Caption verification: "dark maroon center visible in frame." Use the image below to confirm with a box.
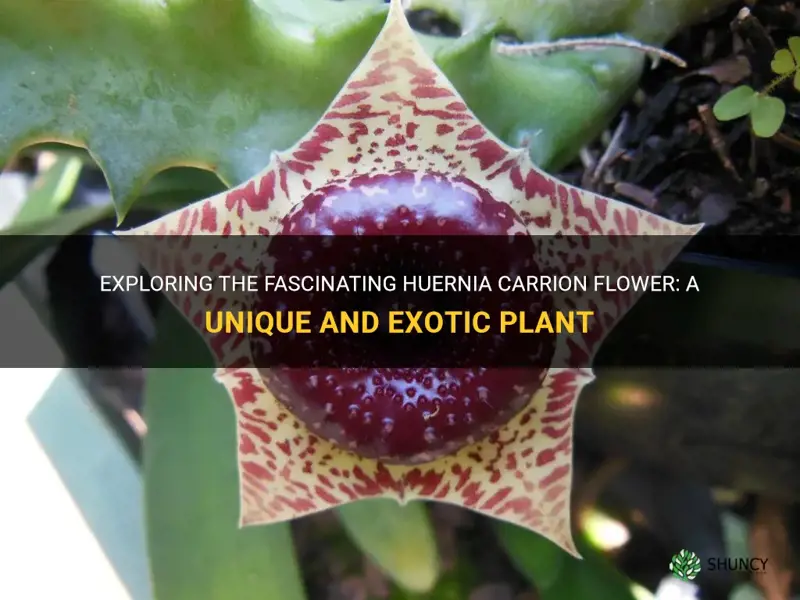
[251,170,556,464]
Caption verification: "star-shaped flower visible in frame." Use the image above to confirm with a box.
[118,0,700,557]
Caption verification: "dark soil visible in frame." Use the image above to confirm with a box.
[556,0,800,238]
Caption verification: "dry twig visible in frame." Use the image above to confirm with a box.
[496,37,687,68]
[698,104,742,182]
[772,132,800,154]
[585,113,629,190]
[614,182,659,210]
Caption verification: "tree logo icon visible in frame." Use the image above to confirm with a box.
[669,549,702,581]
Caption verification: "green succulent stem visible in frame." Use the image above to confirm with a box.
[0,0,737,219]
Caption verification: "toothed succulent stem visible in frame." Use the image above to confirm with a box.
[406,0,735,47]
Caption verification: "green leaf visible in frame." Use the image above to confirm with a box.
[0,203,113,289]
[17,143,96,165]
[388,563,473,600]
[1,0,737,216]
[721,512,750,560]
[12,154,82,227]
[771,48,795,75]
[788,36,800,62]
[496,523,636,600]
[144,296,307,599]
[337,499,440,593]
[751,94,786,138]
[0,167,224,289]
[713,86,757,121]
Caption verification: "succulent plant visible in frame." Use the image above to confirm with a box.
[119,0,701,559]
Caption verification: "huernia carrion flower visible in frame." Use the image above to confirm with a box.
[118,0,701,557]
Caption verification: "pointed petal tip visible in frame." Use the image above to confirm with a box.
[541,522,582,559]
[686,221,705,236]
[655,215,704,237]
[268,0,522,196]
[112,219,160,237]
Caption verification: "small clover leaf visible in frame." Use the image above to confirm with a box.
[778,37,800,90]
[771,48,796,74]
[714,39,799,138]
[751,94,786,137]
[772,38,800,75]
[789,37,800,62]
[713,85,757,121]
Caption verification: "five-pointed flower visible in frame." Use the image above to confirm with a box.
[118,0,701,557]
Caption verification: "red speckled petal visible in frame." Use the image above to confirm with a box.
[508,175,703,364]
[113,229,268,366]
[216,367,403,522]
[115,161,295,364]
[117,0,702,558]
[391,367,592,557]
[267,0,525,196]
[219,365,590,557]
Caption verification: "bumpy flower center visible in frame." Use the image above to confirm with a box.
[250,170,557,464]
